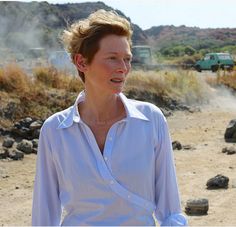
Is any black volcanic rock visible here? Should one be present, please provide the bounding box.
[206,174,229,189]
[224,119,236,143]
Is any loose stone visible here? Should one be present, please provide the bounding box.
[185,198,209,215]
[206,174,229,189]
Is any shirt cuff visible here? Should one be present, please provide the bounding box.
[161,213,188,226]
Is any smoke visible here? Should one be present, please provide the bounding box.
[0,15,9,39]
[192,73,236,112]
[206,85,236,112]
[0,8,62,59]
[164,71,236,112]
[0,10,64,77]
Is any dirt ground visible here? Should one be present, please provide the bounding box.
[0,85,236,226]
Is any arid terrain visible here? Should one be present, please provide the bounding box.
[170,106,236,226]
[0,78,236,226]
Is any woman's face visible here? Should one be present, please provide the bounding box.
[84,34,132,96]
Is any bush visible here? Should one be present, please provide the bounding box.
[184,46,196,56]
[0,64,31,93]
[174,53,202,65]
[0,64,84,121]
[33,66,83,92]
[34,66,67,89]
[125,70,209,105]
[217,71,236,90]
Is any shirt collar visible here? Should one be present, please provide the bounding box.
[57,91,149,129]
[119,93,149,121]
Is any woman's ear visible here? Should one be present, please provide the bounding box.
[74,54,88,72]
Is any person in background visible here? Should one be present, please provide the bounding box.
[32,9,188,226]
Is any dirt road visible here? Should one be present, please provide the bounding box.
[0,85,236,226]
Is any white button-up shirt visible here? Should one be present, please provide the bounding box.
[32,91,187,226]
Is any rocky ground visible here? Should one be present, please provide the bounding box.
[0,79,236,226]
[169,107,236,226]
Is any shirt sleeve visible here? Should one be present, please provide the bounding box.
[32,124,62,226]
[154,116,188,226]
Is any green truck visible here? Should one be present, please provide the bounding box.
[194,53,234,72]
[131,45,154,69]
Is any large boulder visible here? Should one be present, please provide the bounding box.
[2,137,15,148]
[224,119,236,142]
[11,117,43,139]
[8,149,24,160]
[0,149,9,159]
[206,174,229,189]
[32,139,39,154]
[0,148,24,160]
[11,117,34,138]
[29,120,43,130]
[32,139,39,148]
[16,139,33,154]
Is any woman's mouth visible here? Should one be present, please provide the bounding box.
[110,78,124,83]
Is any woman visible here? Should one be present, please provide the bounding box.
[32,9,187,226]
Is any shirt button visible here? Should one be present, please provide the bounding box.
[104,157,108,161]
[109,137,112,141]
[128,195,131,199]
[110,180,114,185]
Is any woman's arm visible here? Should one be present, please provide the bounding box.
[32,125,61,226]
[154,117,188,226]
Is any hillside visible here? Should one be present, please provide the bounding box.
[146,25,236,48]
[146,25,236,56]
[0,1,147,52]
[0,1,236,60]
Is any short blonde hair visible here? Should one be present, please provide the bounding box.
[61,9,133,82]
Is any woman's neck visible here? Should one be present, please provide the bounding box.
[78,91,125,124]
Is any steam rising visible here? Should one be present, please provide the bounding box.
[195,73,236,112]
[0,5,62,61]
[207,85,236,111]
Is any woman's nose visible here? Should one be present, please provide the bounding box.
[117,59,129,73]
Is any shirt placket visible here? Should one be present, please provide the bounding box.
[102,124,117,171]
[81,121,156,213]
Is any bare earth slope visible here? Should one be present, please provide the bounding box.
[0,87,236,226]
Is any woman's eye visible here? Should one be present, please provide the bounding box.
[124,58,131,63]
[108,56,116,60]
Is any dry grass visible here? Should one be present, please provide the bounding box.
[0,64,31,93]
[1,64,234,122]
[33,66,83,92]
[0,65,208,102]
[204,70,236,90]
[217,70,236,90]
[125,70,208,105]
[0,64,83,122]
[125,70,167,95]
